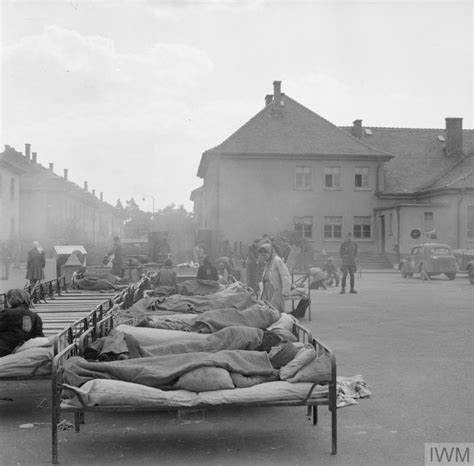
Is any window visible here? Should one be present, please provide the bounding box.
[389,213,393,235]
[294,216,313,238]
[324,216,342,239]
[10,177,15,201]
[354,167,369,189]
[468,206,474,239]
[353,216,371,239]
[424,212,434,231]
[324,167,341,188]
[295,166,312,190]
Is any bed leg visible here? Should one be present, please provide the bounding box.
[312,405,318,425]
[51,380,59,464]
[74,412,81,432]
[331,405,337,454]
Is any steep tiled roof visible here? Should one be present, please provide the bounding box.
[339,126,474,193]
[417,155,473,192]
[207,96,392,158]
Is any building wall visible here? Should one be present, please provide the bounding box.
[208,156,380,253]
[0,166,21,242]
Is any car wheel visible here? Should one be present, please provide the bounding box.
[446,273,456,280]
[469,267,474,285]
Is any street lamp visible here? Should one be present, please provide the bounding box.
[142,195,155,218]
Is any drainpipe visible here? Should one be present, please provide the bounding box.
[457,190,464,248]
[396,206,401,263]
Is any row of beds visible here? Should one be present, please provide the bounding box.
[1,274,337,464]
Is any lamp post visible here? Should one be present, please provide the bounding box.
[142,195,155,219]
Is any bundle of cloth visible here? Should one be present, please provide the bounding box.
[72,269,127,291]
[0,336,55,378]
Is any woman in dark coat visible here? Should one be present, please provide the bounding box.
[26,241,45,286]
[0,289,44,357]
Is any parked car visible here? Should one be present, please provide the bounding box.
[399,243,458,280]
[453,249,474,271]
[467,260,474,285]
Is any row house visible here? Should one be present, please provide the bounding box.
[0,145,124,257]
[192,81,473,265]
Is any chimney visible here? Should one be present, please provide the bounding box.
[265,94,273,107]
[49,163,54,171]
[4,145,10,150]
[100,192,103,201]
[273,80,282,106]
[352,119,363,139]
[445,117,463,156]
[25,143,31,160]
[92,189,96,197]
[32,152,37,163]
[63,169,68,180]
[84,181,88,191]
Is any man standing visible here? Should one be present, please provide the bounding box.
[26,241,46,287]
[105,236,124,278]
[192,241,206,266]
[339,232,358,294]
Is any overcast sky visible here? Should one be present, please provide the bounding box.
[1,0,472,212]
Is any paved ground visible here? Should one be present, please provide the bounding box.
[0,273,472,465]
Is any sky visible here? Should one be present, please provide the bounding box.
[0,0,472,212]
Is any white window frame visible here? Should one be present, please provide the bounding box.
[423,212,434,232]
[354,167,370,190]
[353,216,372,239]
[294,216,313,239]
[295,166,312,190]
[324,167,341,189]
[323,216,343,240]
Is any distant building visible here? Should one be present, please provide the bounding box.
[0,144,125,255]
[192,81,474,264]
[0,148,24,243]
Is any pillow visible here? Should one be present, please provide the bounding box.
[279,344,316,380]
[268,341,299,369]
[267,312,296,331]
[14,337,53,353]
[287,351,332,384]
[174,367,234,392]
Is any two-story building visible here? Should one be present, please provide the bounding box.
[0,149,24,243]
[0,144,125,258]
[192,81,474,264]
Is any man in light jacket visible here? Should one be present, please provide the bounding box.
[258,243,291,312]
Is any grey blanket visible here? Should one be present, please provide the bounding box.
[189,304,280,333]
[63,350,275,389]
[145,326,264,356]
[117,289,257,321]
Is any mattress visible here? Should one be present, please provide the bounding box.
[61,379,329,409]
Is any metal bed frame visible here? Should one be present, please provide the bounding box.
[51,317,337,464]
[285,271,312,321]
[0,274,151,381]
